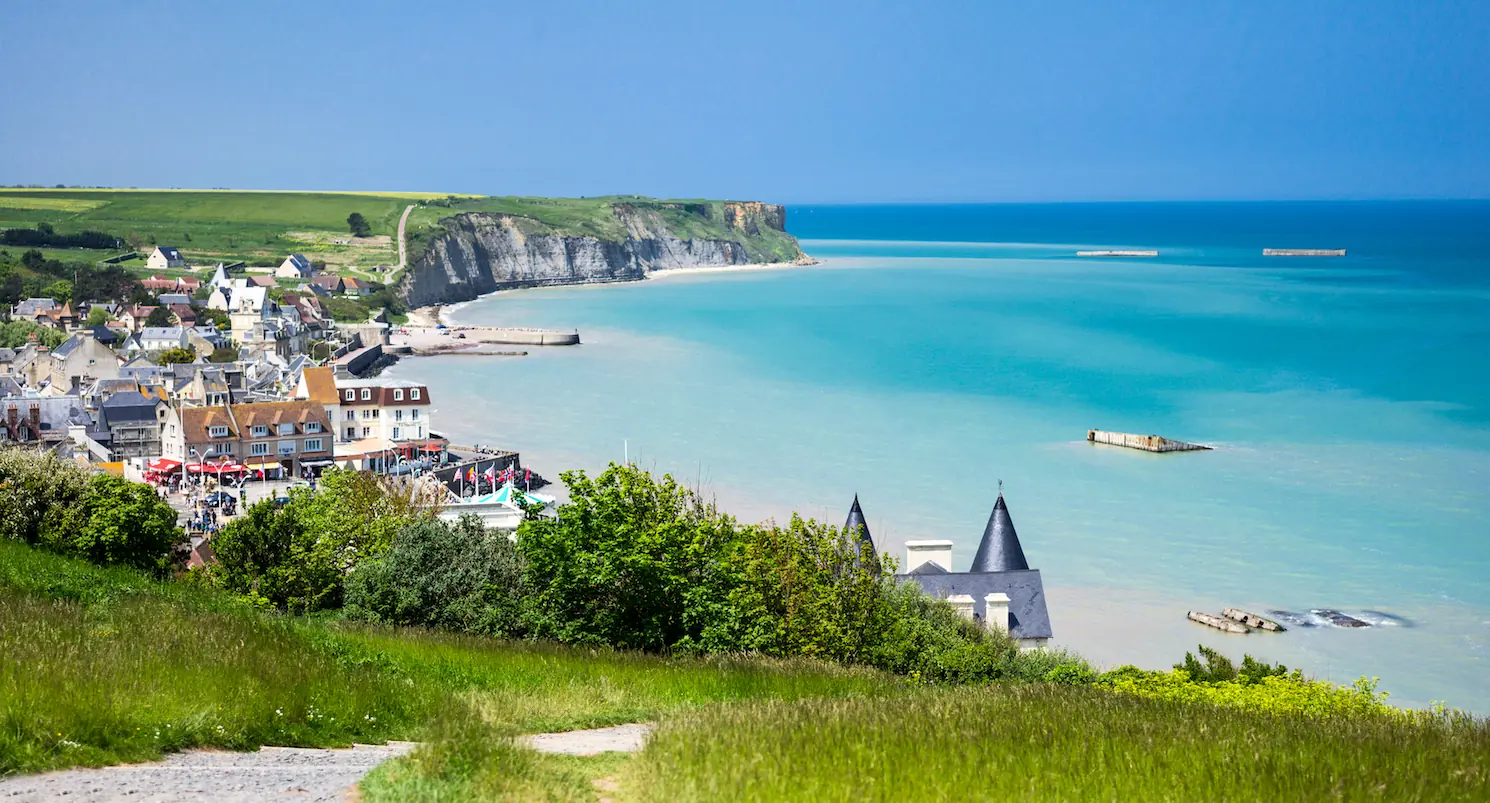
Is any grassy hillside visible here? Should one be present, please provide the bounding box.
[5,537,1488,801]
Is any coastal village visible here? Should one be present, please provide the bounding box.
[0,239,1058,645]
[0,244,559,556]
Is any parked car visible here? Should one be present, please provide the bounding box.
[203,491,235,507]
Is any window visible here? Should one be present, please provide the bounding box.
[393,389,403,401]
[361,389,371,401]
[250,425,268,437]
[371,409,379,419]
[278,423,295,435]
[411,388,420,400]
[362,427,371,438]
[345,427,355,440]
[411,409,420,421]
[277,440,295,456]
[361,409,372,420]
[250,442,268,456]
[345,410,355,421]
[392,426,401,440]
[306,422,321,433]
[345,389,354,401]
[208,425,229,438]
[395,409,404,421]
[303,438,323,452]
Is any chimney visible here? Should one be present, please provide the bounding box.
[904,540,954,573]
[947,595,975,621]
[6,405,16,429]
[984,593,1011,633]
[28,404,41,432]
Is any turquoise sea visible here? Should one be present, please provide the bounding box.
[390,201,1490,711]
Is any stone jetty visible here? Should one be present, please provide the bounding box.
[1087,430,1211,453]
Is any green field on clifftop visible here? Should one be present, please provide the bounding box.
[0,189,804,276]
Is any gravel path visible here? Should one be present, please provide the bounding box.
[0,742,416,803]
[523,723,654,756]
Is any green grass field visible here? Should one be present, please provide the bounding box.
[0,189,804,285]
[11,537,1480,801]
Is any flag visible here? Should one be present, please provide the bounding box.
[466,466,476,483]
[483,466,496,484]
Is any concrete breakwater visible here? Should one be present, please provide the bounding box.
[1263,248,1346,257]
[477,328,580,346]
[1087,429,1211,453]
[1076,250,1159,257]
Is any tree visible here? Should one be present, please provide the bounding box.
[50,474,180,575]
[516,464,741,651]
[209,345,239,363]
[43,279,72,304]
[207,468,437,611]
[193,305,231,329]
[86,306,110,327]
[154,346,198,365]
[145,306,173,327]
[346,515,526,636]
[347,212,371,237]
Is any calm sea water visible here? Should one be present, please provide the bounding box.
[392,202,1490,710]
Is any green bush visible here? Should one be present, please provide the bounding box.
[516,464,1089,683]
[206,469,434,611]
[0,451,178,575]
[345,515,526,637]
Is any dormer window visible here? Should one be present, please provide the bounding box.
[306,422,322,433]
[250,425,268,437]
[278,423,295,435]
[411,388,420,400]
[345,389,354,401]
[209,425,229,438]
[361,388,371,401]
[393,389,403,401]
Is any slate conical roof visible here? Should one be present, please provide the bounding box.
[844,494,875,553]
[969,493,1029,572]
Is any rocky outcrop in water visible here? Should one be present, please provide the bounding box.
[399,202,806,308]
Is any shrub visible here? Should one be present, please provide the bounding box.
[207,469,436,611]
[345,515,526,637]
[0,451,178,574]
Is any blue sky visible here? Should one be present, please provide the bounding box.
[1,0,1486,201]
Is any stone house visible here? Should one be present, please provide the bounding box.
[161,399,334,477]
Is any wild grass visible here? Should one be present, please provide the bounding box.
[631,685,1490,802]
[0,596,433,775]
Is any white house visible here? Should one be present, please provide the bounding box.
[275,253,315,279]
[147,246,186,272]
[139,326,189,353]
[334,378,433,443]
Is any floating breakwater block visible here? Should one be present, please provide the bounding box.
[1311,609,1371,628]
[1187,611,1250,634]
[1222,607,1285,632]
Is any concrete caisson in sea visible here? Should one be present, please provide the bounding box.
[1087,429,1210,453]
[852,491,1053,650]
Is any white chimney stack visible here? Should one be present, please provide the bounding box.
[947,594,975,621]
[984,592,1011,633]
[904,540,954,573]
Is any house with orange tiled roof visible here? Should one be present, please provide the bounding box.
[160,399,334,477]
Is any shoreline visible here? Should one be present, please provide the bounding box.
[409,256,821,329]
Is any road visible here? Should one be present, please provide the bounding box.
[396,204,413,271]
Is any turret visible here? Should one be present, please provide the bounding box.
[969,493,1029,572]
